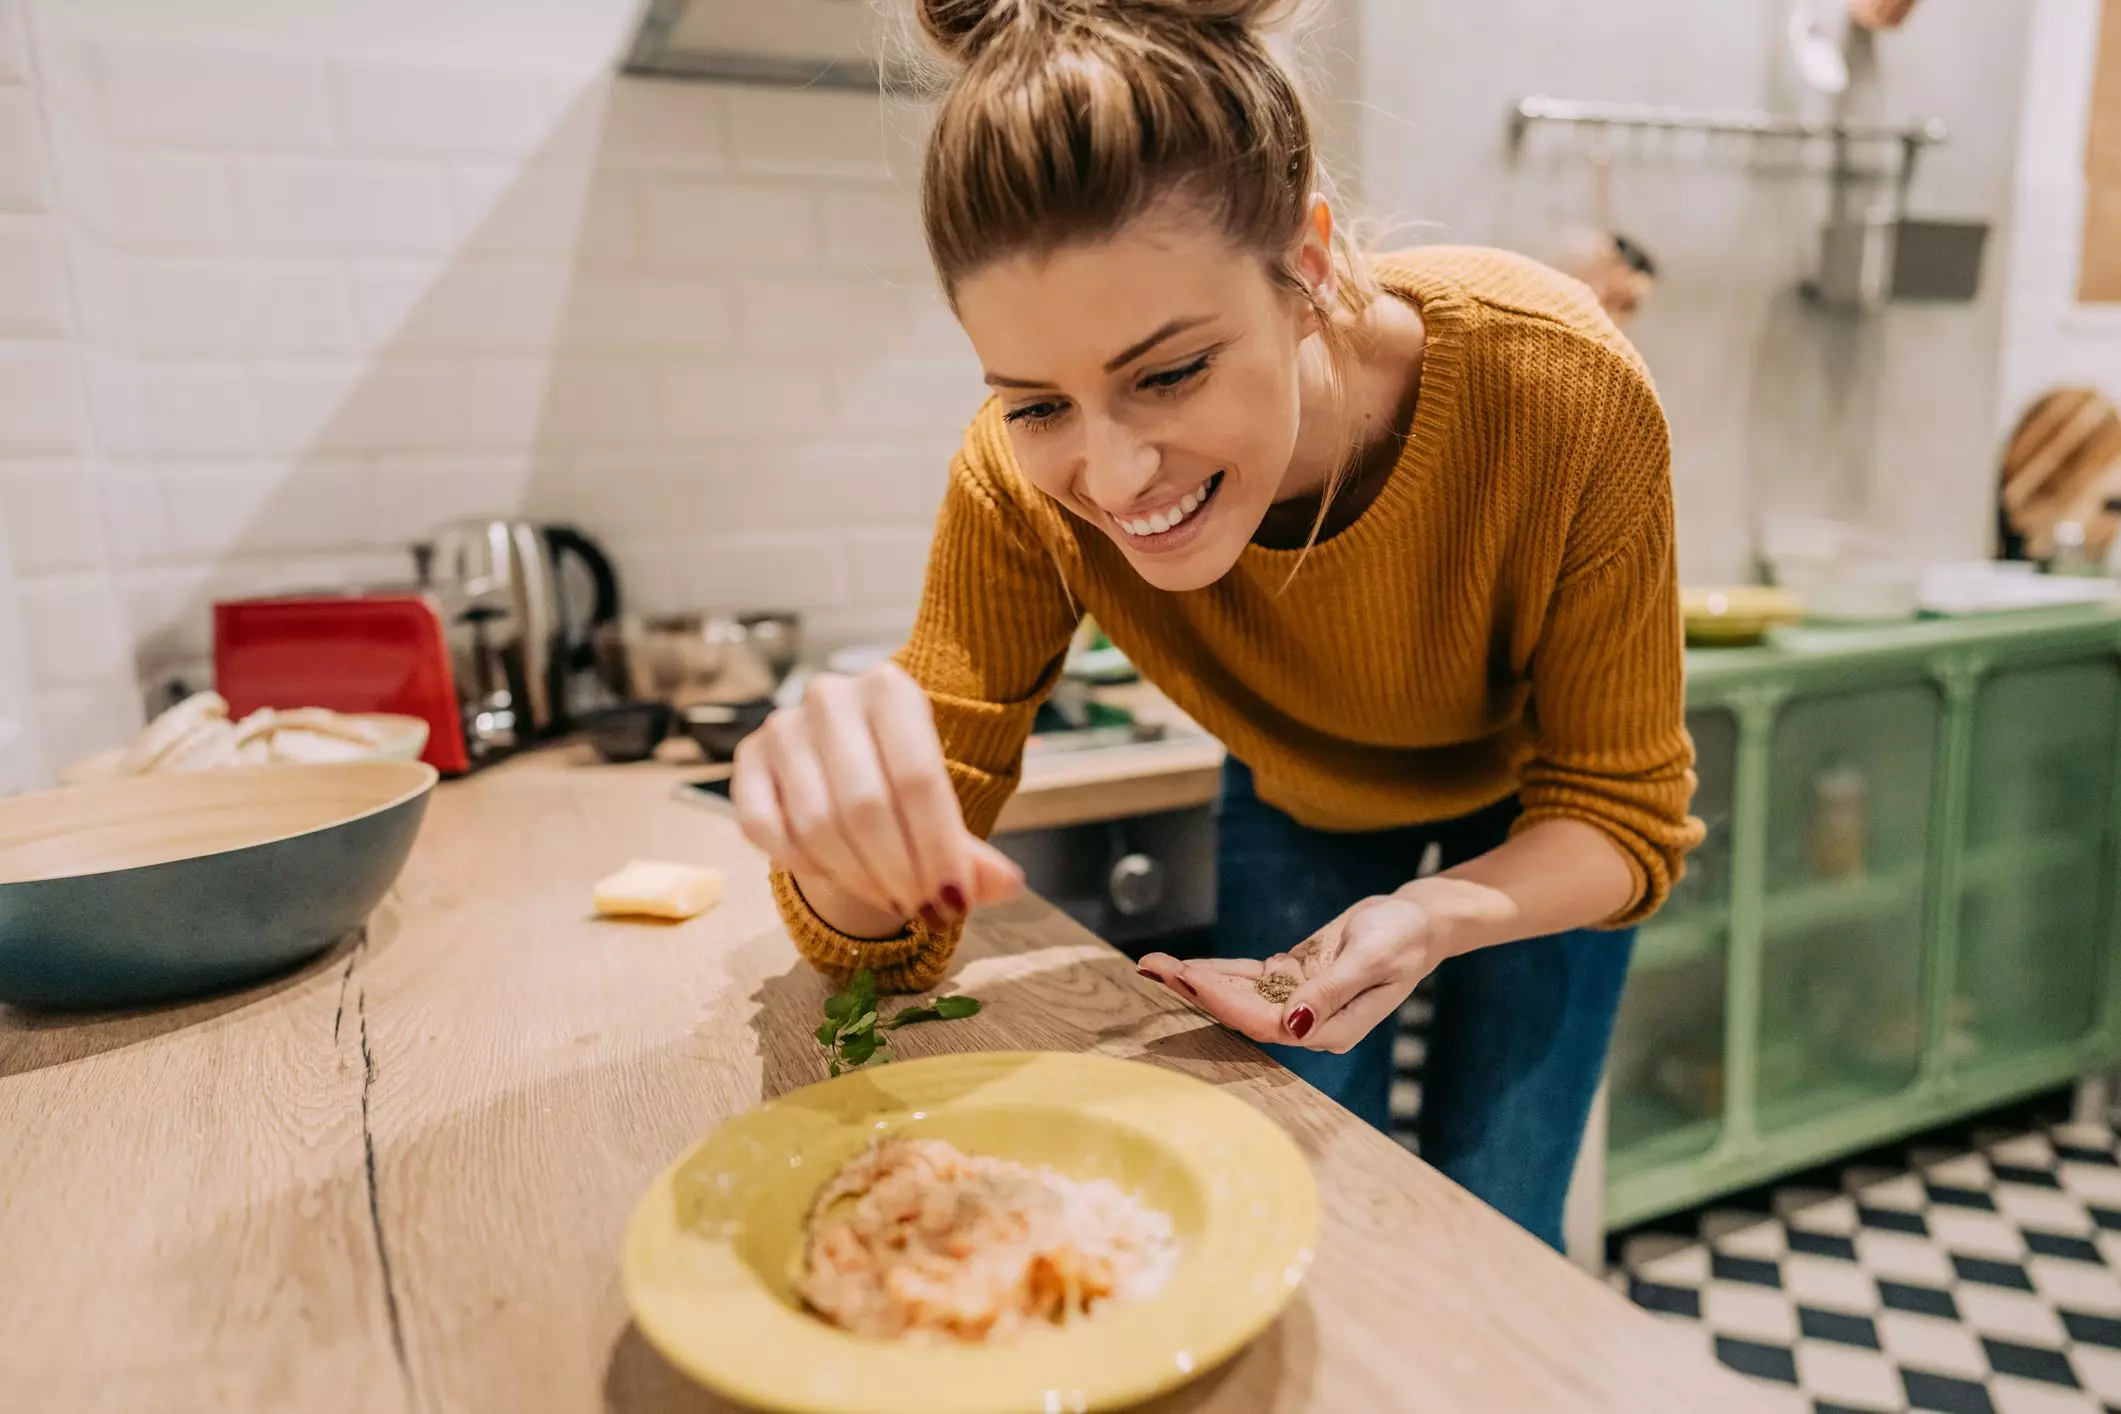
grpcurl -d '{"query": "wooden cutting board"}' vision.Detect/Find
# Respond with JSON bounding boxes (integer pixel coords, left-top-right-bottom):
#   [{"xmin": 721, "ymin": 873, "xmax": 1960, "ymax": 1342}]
[{"xmin": 2000, "ymin": 386, "xmax": 2121, "ymax": 560}]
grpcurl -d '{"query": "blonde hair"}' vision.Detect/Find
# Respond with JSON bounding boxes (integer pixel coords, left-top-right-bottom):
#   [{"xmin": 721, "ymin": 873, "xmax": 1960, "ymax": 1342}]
[{"xmin": 914, "ymin": 0, "xmax": 1377, "ymax": 550}]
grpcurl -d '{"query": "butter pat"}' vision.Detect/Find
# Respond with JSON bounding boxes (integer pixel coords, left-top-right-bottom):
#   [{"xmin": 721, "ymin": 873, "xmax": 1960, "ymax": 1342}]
[{"xmin": 594, "ymin": 860, "xmax": 725, "ymax": 921}]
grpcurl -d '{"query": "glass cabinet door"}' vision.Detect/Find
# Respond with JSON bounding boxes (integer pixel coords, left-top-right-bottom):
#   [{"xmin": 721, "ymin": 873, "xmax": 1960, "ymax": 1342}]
[
  {"xmin": 1757, "ymin": 685, "xmax": 1939, "ymax": 1129},
  {"xmin": 1956, "ymin": 657, "xmax": 2120, "ymax": 1065},
  {"xmin": 1608, "ymin": 708, "xmax": 1735, "ymax": 1173}
]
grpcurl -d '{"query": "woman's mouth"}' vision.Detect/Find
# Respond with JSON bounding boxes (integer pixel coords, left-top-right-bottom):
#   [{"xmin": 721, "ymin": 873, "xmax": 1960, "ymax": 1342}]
[{"xmin": 1112, "ymin": 471, "xmax": 1224, "ymax": 553}]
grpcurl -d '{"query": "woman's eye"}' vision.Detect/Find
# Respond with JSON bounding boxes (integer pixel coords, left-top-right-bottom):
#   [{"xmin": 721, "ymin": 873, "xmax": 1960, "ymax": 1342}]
[
  {"xmin": 1004, "ymin": 399, "xmax": 1067, "ymax": 427},
  {"xmin": 1140, "ymin": 356, "xmax": 1211, "ymax": 393}
]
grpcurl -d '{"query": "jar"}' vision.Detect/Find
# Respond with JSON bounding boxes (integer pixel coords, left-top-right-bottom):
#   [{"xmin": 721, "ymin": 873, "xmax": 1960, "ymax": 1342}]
[{"xmin": 1810, "ymin": 766, "xmax": 1867, "ymax": 880}]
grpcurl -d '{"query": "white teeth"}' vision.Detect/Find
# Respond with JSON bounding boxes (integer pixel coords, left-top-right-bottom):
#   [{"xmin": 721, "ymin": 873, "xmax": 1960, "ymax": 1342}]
[{"xmin": 1120, "ymin": 473, "xmax": 1219, "ymax": 539}]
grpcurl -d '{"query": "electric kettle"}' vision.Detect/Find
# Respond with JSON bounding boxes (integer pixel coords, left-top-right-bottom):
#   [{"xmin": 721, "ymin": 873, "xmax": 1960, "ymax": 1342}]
[{"xmin": 414, "ymin": 520, "xmax": 621, "ymax": 750}]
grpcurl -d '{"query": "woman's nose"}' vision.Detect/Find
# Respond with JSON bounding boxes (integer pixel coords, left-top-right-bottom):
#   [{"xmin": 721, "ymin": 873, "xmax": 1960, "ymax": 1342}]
[{"xmin": 1079, "ymin": 414, "xmax": 1159, "ymax": 510}]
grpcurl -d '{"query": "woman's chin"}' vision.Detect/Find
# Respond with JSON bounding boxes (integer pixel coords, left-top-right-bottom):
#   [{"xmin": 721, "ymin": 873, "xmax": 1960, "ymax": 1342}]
[{"xmin": 1114, "ymin": 528, "xmax": 1245, "ymax": 591}]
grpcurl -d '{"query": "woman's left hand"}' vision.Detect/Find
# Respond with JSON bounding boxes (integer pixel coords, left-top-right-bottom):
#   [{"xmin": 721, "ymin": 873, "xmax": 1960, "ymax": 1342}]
[{"xmin": 1137, "ymin": 892, "xmax": 1444, "ymax": 1053}]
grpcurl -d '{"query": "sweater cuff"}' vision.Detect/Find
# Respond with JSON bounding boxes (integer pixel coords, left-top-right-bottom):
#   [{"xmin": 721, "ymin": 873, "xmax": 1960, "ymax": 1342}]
[{"xmin": 769, "ymin": 869, "xmax": 959, "ymax": 993}]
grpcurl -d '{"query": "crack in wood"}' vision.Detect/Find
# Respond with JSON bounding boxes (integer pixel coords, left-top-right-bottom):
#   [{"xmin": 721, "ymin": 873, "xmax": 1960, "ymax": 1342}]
[
  {"xmin": 331, "ymin": 927, "xmax": 368, "ymax": 1046},
  {"xmin": 357, "ymin": 978, "xmax": 416, "ymax": 1409}
]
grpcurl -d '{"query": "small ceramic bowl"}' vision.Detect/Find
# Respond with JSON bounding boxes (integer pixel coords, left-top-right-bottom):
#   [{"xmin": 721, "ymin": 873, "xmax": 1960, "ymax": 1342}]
[
  {"xmin": 680, "ymin": 699, "xmax": 774, "ymax": 762},
  {"xmin": 0, "ymin": 761, "xmax": 435, "ymax": 1009},
  {"xmin": 578, "ymin": 701, "xmax": 675, "ymax": 763}
]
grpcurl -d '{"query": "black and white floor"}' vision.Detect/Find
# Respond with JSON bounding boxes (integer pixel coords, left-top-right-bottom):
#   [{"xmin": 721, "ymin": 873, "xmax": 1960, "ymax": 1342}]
[
  {"xmin": 1388, "ymin": 998, "xmax": 2121, "ymax": 1412},
  {"xmin": 1609, "ymin": 1106, "xmax": 2121, "ymax": 1414}
]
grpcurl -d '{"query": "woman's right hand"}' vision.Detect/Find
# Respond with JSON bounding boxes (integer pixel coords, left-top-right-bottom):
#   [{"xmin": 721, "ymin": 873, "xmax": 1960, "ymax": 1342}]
[{"xmin": 730, "ymin": 663, "xmax": 1025, "ymax": 939}]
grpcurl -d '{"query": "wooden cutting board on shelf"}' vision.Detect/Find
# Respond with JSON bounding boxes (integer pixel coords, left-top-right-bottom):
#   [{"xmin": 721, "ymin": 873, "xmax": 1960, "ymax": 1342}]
[{"xmin": 2000, "ymin": 386, "xmax": 2121, "ymax": 560}]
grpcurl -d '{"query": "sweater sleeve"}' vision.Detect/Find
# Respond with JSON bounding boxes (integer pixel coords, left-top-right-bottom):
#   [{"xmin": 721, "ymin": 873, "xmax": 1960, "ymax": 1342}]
[
  {"xmin": 772, "ymin": 417, "xmax": 1082, "ymax": 991},
  {"xmin": 1513, "ymin": 352, "xmax": 1703, "ymax": 925}
]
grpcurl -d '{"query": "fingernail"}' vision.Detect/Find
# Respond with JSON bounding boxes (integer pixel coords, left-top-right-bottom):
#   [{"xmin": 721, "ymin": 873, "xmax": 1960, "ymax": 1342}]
[
  {"xmin": 1286, "ymin": 1006, "xmax": 1315, "ymax": 1040},
  {"xmin": 937, "ymin": 882, "xmax": 967, "ymax": 919},
  {"xmin": 918, "ymin": 905, "xmax": 948, "ymax": 931},
  {"xmin": 1172, "ymin": 975, "xmax": 1198, "ymax": 999}
]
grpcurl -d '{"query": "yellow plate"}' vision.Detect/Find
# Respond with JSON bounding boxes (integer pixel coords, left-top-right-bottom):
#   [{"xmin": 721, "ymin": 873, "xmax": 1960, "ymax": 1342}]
[
  {"xmin": 1682, "ymin": 585, "xmax": 1804, "ymax": 646},
  {"xmin": 622, "ymin": 1051, "xmax": 1318, "ymax": 1414}
]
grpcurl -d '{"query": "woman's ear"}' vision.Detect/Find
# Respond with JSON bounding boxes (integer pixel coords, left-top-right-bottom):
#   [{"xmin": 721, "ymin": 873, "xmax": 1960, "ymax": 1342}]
[{"xmin": 1291, "ymin": 194, "xmax": 1336, "ymax": 308}]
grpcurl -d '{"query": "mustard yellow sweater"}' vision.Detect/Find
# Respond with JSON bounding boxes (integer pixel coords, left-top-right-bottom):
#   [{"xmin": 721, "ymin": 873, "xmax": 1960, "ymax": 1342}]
[{"xmin": 773, "ymin": 247, "xmax": 1701, "ymax": 990}]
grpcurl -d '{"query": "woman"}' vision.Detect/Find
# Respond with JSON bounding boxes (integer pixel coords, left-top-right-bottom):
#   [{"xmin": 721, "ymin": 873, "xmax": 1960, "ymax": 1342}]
[{"xmin": 732, "ymin": 0, "xmax": 1700, "ymax": 1251}]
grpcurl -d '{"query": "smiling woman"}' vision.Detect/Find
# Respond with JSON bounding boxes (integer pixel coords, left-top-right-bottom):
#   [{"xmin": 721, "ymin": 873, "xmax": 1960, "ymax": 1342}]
[{"xmin": 731, "ymin": 0, "xmax": 1702, "ymax": 1254}]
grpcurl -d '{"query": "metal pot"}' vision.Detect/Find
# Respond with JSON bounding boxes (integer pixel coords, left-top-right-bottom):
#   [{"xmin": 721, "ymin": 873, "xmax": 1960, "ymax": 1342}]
[{"xmin": 603, "ymin": 614, "xmax": 778, "ymax": 709}]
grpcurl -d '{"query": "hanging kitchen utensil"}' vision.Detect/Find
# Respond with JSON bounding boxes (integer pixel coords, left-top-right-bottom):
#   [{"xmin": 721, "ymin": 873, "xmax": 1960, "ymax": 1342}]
[
  {"xmin": 1998, "ymin": 387, "xmax": 2121, "ymax": 563},
  {"xmin": 1558, "ymin": 145, "xmax": 1658, "ymax": 326}
]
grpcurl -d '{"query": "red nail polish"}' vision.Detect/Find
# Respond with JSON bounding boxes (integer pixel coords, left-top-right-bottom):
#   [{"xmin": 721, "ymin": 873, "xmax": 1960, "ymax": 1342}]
[
  {"xmin": 918, "ymin": 905, "xmax": 948, "ymax": 931},
  {"xmin": 1136, "ymin": 965, "xmax": 1156, "ymax": 979},
  {"xmin": 1286, "ymin": 1006, "xmax": 1315, "ymax": 1040},
  {"xmin": 937, "ymin": 882, "xmax": 967, "ymax": 918}
]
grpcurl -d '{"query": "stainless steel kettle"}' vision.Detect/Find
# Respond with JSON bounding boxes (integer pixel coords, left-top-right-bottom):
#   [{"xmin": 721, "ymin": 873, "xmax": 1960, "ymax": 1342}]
[{"xmin": 415, "ymin": 520, "xmax": 620, "ymax": 751}]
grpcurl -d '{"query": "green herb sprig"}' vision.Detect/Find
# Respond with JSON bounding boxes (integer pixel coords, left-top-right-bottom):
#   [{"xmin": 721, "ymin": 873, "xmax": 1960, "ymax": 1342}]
[{"xmin": 815, "ymin": 970, "xmax": 982, "ymax": 1076}]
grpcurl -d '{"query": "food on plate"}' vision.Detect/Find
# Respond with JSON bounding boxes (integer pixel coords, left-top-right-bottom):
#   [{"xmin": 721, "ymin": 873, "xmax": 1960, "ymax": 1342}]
[
  {"xmin": 592, "ymin": 859, "xmax": 725, "ymax": 920},
  {"xmin": 797, "ymin": 1136, "xmax": 1178, "ymax": 1343},
  {"xmin": 78, "ymin": 692, "xmax": 403, "ymax": 784}
]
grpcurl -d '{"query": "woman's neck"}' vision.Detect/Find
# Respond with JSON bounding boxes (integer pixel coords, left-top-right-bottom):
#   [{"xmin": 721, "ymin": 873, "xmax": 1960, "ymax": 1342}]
[{"xmin": 1256, "ymin": 291, "xmax": 1428, "ymax": 549}]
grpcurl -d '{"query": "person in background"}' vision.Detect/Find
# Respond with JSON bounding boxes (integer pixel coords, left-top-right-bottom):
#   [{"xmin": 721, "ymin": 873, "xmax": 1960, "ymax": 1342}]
[
  {"xmin": 730, "ymin": 0, "xmax": 1700, "ymax": 1252},
  {"xmin": 1848, "ymin": 0, "xmax": 1922, "ymax": 31}
]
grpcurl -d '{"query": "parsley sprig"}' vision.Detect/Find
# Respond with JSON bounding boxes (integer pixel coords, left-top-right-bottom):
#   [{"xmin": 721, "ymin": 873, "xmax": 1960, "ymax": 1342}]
[{"xmin": 815, "ymin": 970, "xmax": 982, "ymax": 1076}]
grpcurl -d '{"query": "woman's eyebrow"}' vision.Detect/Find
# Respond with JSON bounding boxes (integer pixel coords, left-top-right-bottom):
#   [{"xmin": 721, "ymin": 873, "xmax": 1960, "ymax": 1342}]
[
  {"xmin": 1102, "ymin": 314, "xmax": 1214, "ymax": 371},
  {"xmin": 983, "ymin": 313, "xmax": 1216, "ymax": 389}
]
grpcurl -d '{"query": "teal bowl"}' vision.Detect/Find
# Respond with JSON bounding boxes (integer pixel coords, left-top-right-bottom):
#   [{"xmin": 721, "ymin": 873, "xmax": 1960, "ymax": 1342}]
[{"xmin": 0, "ymin": 761, "xmax": 436, "ymax": 1010}]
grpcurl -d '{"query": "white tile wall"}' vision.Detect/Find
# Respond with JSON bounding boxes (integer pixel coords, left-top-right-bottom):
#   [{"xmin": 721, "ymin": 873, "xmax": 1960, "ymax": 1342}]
[
  {"xmin": 158, "ymin": 461, "xmax": 375, "ymax": 558},
  {"xmin": 561, "ymin": 274, "xmax": 731, "ymax": 350},
  {"xmin": 0, "ymin": 86, "xmax": 46, "ymax": 211},
  {"xmin": 595, "ymin": 79, "xmax": 728, "ymax": 171},
  {"xmin": 0, "ymin": 214, "xmax": 66, "ymax": 333},
  {"xmin": 0, "ymin": 1, "xmax": 29, "ymax": 89},
  {"xmin": 0, "ymin": 464, "xmax": 102, "ymax": 572},
  {"xmin": 20, "ymin": 569, "xmax": 130, "ymax": 683},
  {"xmin": 0, "ymin": 344, "xmax": 83, "ymax": 452},
  {"xmin": 126, "ymin": 258, "xmax": 349, "ymax": 354},
  {"xmin": 236, "ymin": 159, "xmax": 452, "ymax": 254},
  {"xmin": 139, "ymin": 364, "xmax": 259, "ymax": 453},
  {"xmin": 99, "ymin": 44, "xmax": 334, "ymax": 149},
  {"xmin": 330, "ymin": 62, "xmax": 562, "ymax": 158},
  {"xmin": 106, "ymin": 153, "xmax": 235, "ymax": 250},
  {"xmin": 0, "ymin": 9, "xmax": 988, "ymax": 784},
  {"xmin": 641, "ymin": 178, "xmax": 825, "ymax": 270},
  {"xmin": 255, "ymin": 360, "xmax": 469, "ymax": 453}
]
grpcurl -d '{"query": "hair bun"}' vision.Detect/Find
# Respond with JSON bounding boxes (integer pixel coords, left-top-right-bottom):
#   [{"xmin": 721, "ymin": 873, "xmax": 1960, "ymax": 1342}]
[
  {"xmin": 915, "ymin": 0, "xmax": 1021, "ymax": 62},
  {"xmin": 916, "ymin": 0, "xmax": 1292, "ymax": 64}
]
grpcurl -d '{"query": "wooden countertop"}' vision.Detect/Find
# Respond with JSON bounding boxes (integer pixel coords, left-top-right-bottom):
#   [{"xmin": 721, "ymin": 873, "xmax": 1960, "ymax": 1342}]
[{"xmin": 0, "ymin": 752, "xmax": 1784, "ymax": 1414}]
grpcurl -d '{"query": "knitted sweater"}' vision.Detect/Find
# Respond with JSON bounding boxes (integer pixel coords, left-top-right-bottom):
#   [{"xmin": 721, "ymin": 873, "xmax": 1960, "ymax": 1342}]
[{"xmin": 772, "ymin": 246, "xmax": 1702, "ymax": 990}]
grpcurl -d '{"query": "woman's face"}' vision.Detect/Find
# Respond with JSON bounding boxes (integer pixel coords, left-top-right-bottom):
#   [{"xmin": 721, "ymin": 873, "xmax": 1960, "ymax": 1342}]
[{"xmin": 952, "ymin": 213, "xmax": 1328, "ymax": 592}]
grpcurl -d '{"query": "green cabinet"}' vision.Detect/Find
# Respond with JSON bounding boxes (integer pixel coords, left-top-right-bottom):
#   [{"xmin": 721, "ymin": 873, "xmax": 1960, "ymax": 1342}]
[{"xmin": 1605, "ymin": 607, "xmax": 2121, "ymax": 1229}]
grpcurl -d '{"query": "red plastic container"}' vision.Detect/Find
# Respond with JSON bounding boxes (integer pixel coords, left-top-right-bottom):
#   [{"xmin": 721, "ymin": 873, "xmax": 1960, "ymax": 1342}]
[{"xmin": 213, "ymin": 593, "xmax": 470, "ymax": 775}]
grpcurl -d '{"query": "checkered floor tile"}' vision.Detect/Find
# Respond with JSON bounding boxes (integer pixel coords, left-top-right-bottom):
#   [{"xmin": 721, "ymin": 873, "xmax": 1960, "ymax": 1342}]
[{"xmin": 1616, "ymin": 1113, "xmax": 2121, "ymax": 1414}]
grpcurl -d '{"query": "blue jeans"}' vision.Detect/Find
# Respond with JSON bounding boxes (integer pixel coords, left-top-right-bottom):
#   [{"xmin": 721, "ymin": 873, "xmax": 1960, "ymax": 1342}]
[{"xmin": 1214, "ymin": 759, "xmax": 1634, "ymax": 1251}]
